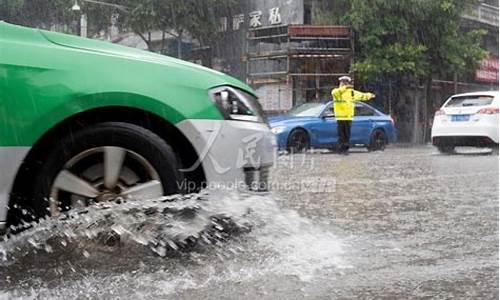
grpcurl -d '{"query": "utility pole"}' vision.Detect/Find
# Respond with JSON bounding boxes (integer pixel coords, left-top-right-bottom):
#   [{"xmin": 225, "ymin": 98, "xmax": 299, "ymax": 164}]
[
  {"xmin": 80, "ymin": 14, "xmax": 87, "ymax": 38},
  {"xmin": 453, "ymin": 72, "xmax": 458, "ymax": 94}
]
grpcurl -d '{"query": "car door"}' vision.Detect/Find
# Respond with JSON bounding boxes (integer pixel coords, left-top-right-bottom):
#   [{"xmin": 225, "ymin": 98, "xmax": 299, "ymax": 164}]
[
  {"xmin": 351, "ymin": 103, "xmax": 375, "ymax": 144},
  {"xmin": 315, "ymin": 103, "xmax": 338, "ymax": 146}
]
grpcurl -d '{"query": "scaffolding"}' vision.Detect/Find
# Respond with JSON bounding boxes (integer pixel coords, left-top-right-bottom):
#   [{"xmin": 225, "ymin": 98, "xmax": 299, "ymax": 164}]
[{"xmin": 246, "ymin": 25, "xmax": 354, "ymax": 112}]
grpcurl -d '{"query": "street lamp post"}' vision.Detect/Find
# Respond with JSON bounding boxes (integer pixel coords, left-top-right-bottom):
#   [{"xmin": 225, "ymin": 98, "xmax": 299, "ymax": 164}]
[
  {"xmin": 70, "ymin": 0, "xmax": 128, "ymax": 38},
  {"xmin": 71, "ymin": 0, "xmax": 87, "ymax": 38},
  {"xmin": 71, "ymin": 0, "xmax": 80, "ymax": 11},
  {"xmin": 73, "ymin": 0, "xmax": 128, "ymax": 12}
]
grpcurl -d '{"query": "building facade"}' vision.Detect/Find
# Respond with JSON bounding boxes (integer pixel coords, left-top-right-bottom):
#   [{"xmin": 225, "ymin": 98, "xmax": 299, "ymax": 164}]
[
  {"xmin": 106, "ymin": 0, "xmax": 497, "ymax": 118},
  {"xmin": 201, "ymin": 0, "xmax": 353, "ymax": 113}
]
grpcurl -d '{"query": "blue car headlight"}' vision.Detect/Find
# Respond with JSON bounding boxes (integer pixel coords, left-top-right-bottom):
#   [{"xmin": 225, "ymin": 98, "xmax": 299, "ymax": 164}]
[{"xmin": 271, "ymin": 125, "xmax": 287, "ymax": 134}]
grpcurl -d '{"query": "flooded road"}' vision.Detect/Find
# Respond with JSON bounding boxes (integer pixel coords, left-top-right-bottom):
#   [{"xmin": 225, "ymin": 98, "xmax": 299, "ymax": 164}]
[{"xmin": 1, "ymin": 146, "xmax": 498, "ymax": 299}]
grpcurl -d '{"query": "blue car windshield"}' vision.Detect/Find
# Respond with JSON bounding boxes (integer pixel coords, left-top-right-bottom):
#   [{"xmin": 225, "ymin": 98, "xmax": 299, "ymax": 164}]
[{"xmin": 288, "ymin": 103, "xmax": 325, "ymax": 117}]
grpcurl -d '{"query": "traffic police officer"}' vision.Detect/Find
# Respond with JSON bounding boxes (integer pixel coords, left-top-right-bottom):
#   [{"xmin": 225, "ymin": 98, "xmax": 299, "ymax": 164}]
[{"xmin": 332, "ymin": 76, "xmax": 375, "ymax": 154}]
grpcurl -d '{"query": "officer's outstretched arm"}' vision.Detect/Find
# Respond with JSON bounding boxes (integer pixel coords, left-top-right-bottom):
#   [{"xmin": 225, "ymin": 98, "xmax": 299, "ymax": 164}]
[{"xmin": 353, "ymin": 90, "xmax": 375, "ymax": 101}]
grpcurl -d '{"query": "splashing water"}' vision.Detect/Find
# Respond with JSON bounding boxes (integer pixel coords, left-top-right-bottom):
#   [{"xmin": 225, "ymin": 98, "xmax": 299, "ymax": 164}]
[{"xmin": 0, "ymin": 191, "xmax": 348, "ymax": 298}]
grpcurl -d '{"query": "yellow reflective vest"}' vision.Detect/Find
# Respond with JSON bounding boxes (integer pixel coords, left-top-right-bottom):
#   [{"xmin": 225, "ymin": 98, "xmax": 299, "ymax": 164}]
[{"xmin": 331, "ymin": 85, "xmax": 374, "ymax": 121}]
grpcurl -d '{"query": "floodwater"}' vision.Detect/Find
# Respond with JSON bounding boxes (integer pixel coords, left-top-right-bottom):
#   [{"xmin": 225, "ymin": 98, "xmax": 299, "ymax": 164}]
[{"xmin": 0, "ymin": 145, "xmax": 498, "ymax": 299}]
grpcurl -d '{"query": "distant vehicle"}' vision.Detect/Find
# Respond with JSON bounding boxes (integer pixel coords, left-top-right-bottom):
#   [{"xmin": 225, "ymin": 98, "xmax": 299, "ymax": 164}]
[
  {"xmin": 269, "ymin": 101, "xmax": 396, "ymax": 152},
  {"xmin": 432, "ymin": 91, "xmax": 499, "ymax": 154},
  {"xmin": 0, "ymin": 22, "xmax": 275, "ymax": 232}
]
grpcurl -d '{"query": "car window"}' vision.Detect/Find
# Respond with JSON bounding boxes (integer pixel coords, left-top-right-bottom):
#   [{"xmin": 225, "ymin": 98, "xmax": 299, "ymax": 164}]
[
  {"xmin": 445, "ymin": 95, "xmax": 494, "ymax": 107},
  {"xmin": 321, "ymin": 104, "xmax": 334, "ymax": 117},
  {"xmin": 355, "ymin": 104, "xmax": 376, "ymax": 116},
  {"xmin": 288, "ymin": 103, "xmax": 325, "ymax": 117}
]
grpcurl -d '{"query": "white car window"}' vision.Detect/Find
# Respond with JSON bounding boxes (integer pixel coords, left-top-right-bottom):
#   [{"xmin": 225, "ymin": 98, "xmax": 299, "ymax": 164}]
[
  {"xmin": 289, "ymin": 103, "xmax": 325, "ymax": 117},
  {"xmin": 445, "ymin": 95, "xmax": 494, "ymax": 107}
]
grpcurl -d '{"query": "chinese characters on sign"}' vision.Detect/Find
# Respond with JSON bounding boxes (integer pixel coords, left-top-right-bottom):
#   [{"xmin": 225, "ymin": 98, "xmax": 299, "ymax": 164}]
[
  {"xmin": 220, "ymin": 7, "xmax": 283, "ymax": 32},
  {"xmin": 475, "ymin": 55, "xmax": 499, "ymax": 83},
  {"xmin": 233, "ymin": 14, "xmax": 245, "ymax": 31},
  {"xmin": 268, "ymin": 7, "xmax": 282, "ymax": 25},
  {"xmin": 249, "ymin": 11, "xmax": 263, "ymax": 28}
]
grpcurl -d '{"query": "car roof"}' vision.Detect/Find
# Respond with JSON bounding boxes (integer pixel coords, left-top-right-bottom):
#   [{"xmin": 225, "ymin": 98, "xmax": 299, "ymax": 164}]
[{"xmin": 450, "ymin": 91, "xmax": 499, "ymax": 98}]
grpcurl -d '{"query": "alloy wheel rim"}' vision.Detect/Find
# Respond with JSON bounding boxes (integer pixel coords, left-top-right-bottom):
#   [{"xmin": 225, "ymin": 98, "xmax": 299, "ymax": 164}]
[
  {"xmin": 292, "ymin": 133, "xmax": 306, "ymax": 151},
  {"xmin": 374, "ymin": 132, "xmax": 385, "ymax": 149},
  {"xmin": 49, "ymin": 146, "xmax": 164, "ymax": 216}
]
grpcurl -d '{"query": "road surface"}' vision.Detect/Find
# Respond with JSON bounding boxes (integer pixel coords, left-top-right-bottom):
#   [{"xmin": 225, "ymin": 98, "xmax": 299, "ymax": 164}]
[{"xmin": 1, "ymin": 146, "xmax": 498, "ymax": 299}]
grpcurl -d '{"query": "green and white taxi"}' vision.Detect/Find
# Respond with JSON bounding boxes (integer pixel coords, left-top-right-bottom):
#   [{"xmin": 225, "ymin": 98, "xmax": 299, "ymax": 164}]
[{"xmin": 0, "ymin": 22, "xmax": 275, "ymax": 232}]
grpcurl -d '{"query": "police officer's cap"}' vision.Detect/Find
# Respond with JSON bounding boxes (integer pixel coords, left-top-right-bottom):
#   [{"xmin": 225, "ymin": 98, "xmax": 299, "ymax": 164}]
[{"xmin": 339, "ymin": 76, "xmax": 352, "ymax": 83}]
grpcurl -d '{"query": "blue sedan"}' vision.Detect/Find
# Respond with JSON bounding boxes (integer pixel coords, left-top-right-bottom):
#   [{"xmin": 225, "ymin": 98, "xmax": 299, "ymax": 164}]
[{"xmin": 269, "ymin": 101, "xmax": 396, "ymax": 152}]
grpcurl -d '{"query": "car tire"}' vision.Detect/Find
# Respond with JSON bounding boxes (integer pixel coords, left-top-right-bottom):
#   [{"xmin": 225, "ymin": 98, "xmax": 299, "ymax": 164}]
[
  {"xmin": 491, "ymin": 144, "xmax": 499, "ymax": 155},
  {"xmin": 437, "ymin": 145, "xmax": 456, "ymax": 154},
  {"xmin": 287, "ymin": 129, "xmax": 310, "ymax": 153},
  {"xmin": 15, "ymin": 122, "xmax": 184, "ymax": 225},
  {"xmin": 367, "ymin": 129, "xmax": 387, "ymax": 152}
]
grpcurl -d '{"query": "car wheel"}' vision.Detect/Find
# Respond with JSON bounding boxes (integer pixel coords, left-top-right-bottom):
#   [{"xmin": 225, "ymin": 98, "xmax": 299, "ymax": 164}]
[
  {"xmin": 23, "ymin": 122, "xmax": 184, "ymax": 222},
  {"xmin": 287, "ymin": 129, "xmax": 310, "ymax": 153},
  {"xmin": 437, "ymin": 145, "xmax": 456, "ymax": 154},
  {"xmin": 491, "ymin": 144, "xmax": 499, "ymax": 155},
  {"xmin": 367, "ymin": 129, "xmax": 387, "ymax": 152}
]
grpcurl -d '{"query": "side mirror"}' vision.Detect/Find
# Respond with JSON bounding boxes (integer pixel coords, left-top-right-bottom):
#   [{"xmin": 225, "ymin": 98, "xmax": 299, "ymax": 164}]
[{"xmin": 322, "ymin": 113, "xmax": 334, "ymax": 119}]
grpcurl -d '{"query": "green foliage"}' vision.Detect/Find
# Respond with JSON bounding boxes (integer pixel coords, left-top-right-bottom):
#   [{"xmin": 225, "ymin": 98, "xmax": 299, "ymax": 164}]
[
  {"xmin": 0, "ymin": 0, "xmax": 24, "ymax": 21},
  {"xmin": 183, "ymin": 0, "xmax": 237, "ymax": 46},
  {"xmin": 0, "ymin": 0, "xmax": 75, "ymax": 29},
  {"xmin": 346, "ymin": 0, "xmax": 488, "ymax": 82},
  {"xmin": 123, "ymin": 0, "xmax": 235, "ymax": 50},
  {"xmin": 311, "ymin": 0, "xmax": 350, "ymax": 25},
  {"xmin": 124, "ymin": 0, "xmax": 157, "ymax": 44},
  {"xmin": 1, "ymin": 0, "xmax": 235, "ymax": 51}
]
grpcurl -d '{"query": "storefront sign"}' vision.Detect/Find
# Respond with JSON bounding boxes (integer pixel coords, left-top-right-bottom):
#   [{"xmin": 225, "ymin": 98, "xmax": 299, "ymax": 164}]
[
  {"xmin": 224, "ymin": 7, "xmax": 282, "ymax": 31},
  {"xmin": 218, "ymin": 0, "xmax": 304, "ymax": 32},
  {"xmin": 475, "ymin": 55, "xmax": 499, "ymax": 83}
]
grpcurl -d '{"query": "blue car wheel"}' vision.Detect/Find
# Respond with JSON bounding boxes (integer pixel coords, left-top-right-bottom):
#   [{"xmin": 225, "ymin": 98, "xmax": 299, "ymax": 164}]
[
  {"xmin": 367, "ymin": 129, "xmax": 388, "ymax": 151},
  {"xmin": 287, "ymin": 129, "xmax": 310, "ymax": 153}
]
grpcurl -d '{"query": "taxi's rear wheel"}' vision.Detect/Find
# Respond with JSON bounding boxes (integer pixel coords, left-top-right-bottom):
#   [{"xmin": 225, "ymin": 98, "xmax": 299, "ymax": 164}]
[{"xmin": 29, "ymin": 122, "xmax": 184, "ymax": 220}]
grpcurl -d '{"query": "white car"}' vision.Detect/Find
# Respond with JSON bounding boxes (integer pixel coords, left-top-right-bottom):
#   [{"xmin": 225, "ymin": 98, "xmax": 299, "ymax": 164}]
[{"xmin": 432, "ymin": 91, "xmax": 499, "ymax": 153}]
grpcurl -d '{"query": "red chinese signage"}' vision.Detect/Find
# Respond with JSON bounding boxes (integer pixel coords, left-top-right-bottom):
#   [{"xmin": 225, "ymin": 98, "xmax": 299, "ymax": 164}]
[{"xmin": 475, "ymin": 55, "xmax": 499, "ymax": 83}]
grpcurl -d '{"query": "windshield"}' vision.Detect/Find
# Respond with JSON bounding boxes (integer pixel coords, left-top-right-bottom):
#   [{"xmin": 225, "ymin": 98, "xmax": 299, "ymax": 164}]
[
  {"xmin": 288, "ymin": 103, "xmax": 325, "ymax": 117},
  {"xmin": 445, "ymin": 95, "xmax": 494, "ymax": 107}
]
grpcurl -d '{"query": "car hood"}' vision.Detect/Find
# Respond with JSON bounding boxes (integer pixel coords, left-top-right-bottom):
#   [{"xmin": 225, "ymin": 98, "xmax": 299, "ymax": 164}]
[
  {"xmin": 39, "ymin": 28, "xmax": 254, "ymax": 95},
  {"xmin": 268, "ymin": 115, "xmax": 318, "ymax": 126}
]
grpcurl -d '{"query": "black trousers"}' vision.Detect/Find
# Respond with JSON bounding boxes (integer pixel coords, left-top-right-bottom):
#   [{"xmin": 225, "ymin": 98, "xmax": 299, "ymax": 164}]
[{"xmin": 337, "ymin": 120, "xmax": 352, "ymax": 153}]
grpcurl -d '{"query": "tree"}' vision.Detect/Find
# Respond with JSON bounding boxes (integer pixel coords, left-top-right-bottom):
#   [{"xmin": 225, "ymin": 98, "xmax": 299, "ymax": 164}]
[
  {"xmin": 345, "ymin": 0, "xmax": 487, "ymax": 142},
  {"xmin": 124, "ymin": 0, "xmax": 235, "ymax": 58},
  {"xmin": 310, "ymin": 0, "xmax": 350, "ymax": 25},
  {"xmin": 2, "ymin": 0, "xmax": 235, "ymax": 64},
  {"xmin": 123, "ymin": 0, "xmax": 158, "ymax": 50},
  {"xmin": 0, "ymin": 0, "xmax": 121, "ymax": 36},
  {"xmin": 0, "ymin": 0, "xmax": 75, "ymax": 29},
  {"xmin": 0, "ymin": 0, "xmax": 24, "ymax": 22}
]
